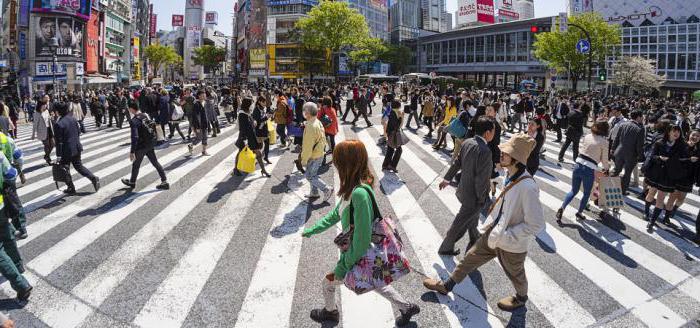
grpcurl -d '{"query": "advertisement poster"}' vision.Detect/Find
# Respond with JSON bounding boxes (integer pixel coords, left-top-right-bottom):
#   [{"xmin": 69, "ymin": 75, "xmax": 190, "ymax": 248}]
[
  {"xmin": 19, "ymin": 32, "xmax": 27, "ymax": 60},
  {"xmin": 86, "ymin": 11, "xmax": 99, "ymax": 73},
  {"xmin": 35, "ymin": 16, "xmax": 84, "ymax": 58},
  {"xmin": 456, "ymin": 0, "xmax": 476, "ymax": 25},
  {"xmin": 19, "ymin": 0, "xmax": 30, "ymax": 27},
  {"xmin": 248, "ymin": 0, "xmax": 266, "ymax": 50},
  {"xmin": 250, "ymin": 49, "xmax": 266, "ymax": 69},
  {"xmin": 476, "ymin": 0, "xmax": 495, "ymax": 24},
  {"xmin": 172, "ymin": 14, "xmax": 184, "ymax": 27},
  {"xmin": 32, "ymin": 0, "xmax": 92, "ymax": 20},
  {"xmin": 205, "ymin": 11, "xmax": 218, "ymax": 25},
  {"xmin": 150, "ymin": 14, "xmax": 157, "ymax": 37}
]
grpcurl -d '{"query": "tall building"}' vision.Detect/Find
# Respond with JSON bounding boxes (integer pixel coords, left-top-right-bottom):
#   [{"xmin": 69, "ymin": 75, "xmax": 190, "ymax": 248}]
[
  {"xmin": 421, "ymin": 0, "xmax": 445, "ymax": 32},
  {"xmin": 516, "ymin": 0, "xmax": 534, "ymax": 20},
  {"xmin": 103, "ymin": 0, "xmax": 133, "ymax": 82},
  {"xmin": 346, "ymin": 0, "xmax": 389, "ymax": 41},
  {"xmin": 389, "ymin": 0, "xmax": 421, "ymax": 43},
  {"xmin": 184, "ymin": 0, "xmax": 204, "ymax": 80},
  {"xmin": 441, "ymin": 11, "xmax": 453, "ymax": 31}
]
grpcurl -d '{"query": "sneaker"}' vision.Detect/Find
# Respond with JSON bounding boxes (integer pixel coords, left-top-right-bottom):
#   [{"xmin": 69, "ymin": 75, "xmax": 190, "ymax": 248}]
[
  {"xmin": 395, "ymin": 303, "xmax": 420, "ymax": 326},
  {"xmin": 121, "ymin": 178, "xmax": 135, "ymax": 188},
  {"xmin": 17, "ymin": 285, "xmax": 32, "ymax": 302},
  {"xmin": 309, "ymin": 308, "xmax": 339, "ymax": 323},
  {"xmin": 322, "ymin": 188, "xmax": 334, "ymax": 202},
  {"xmin": 156, "ymin": 181, "xmax": 170, "ymax": 190},
  {"xmin": 497, "ymin": 295, "xmax": 528, "ymax": 311}
]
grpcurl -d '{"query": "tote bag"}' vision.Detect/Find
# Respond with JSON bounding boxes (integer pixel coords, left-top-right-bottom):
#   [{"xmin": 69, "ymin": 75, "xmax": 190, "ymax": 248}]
[
  {"xmin": 447, "ymin": 117, "xmax": 466, "ymax": 138},
  {"xmin": 236, "ymin": 146, "xmax": 256, "ymax": 173},
  {"xmin": 597, "ymin": 176, "xmax": 624, "ymax": 209}
]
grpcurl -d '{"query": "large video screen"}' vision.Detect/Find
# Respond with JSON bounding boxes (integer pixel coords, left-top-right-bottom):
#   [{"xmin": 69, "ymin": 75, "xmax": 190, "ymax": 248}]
[
  {"xmin": 32, "ymin": 0, "xmax": 92, "ymax": 20},
  {"xmin": 35, "ymin": 16, "xmax": 84, "ymax": 58}
]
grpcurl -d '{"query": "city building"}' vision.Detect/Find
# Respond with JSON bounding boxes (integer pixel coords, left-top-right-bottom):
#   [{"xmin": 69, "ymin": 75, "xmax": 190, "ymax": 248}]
[
  {"xmin": 415, "ymin": 16, "xmax": 553, "ymax": 88},
  {"xmin": 389, "ymin": 0, "xmax": 421, "ymax": 43},
  {"xmin": 442, "ymin": 12, "xmax": 453, "ymax": 31},
  {"xmin": 516, "ymin": 0, "xmax": 534, "ymax": 20},
  {"xmin": 345, "ymin": 0, "xmax": 389, "ymax": 41},
  {"xmin": 102, "ymin": 0, "xmax": 133, "ymax": 83},
  {"xmin": 570, "ymin": 0, "xmax": 700, "ymax": 93},
  {"xmin": 496, "ymin": 0, "xmax": 520, "ymax": 23},
  {"xmin": 455, "ymin": 0, "xmax": 496, "ymax": 29},
  {"xmin": 184, "ymin": 0, "xmax": 204, "ymax": 80},
  {"xmin": 422, "ymin": 0, "xmax": 446, "ymax": 32}
]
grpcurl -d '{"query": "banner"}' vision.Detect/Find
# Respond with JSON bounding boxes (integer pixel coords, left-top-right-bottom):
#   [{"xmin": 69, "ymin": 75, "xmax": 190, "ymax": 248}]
[
  {"xmin": 31, "ymin": 0, "xmax": 92, "ymax": 20},
  {"xmin": 19, "ymin": 32, "xmax": 27, "ymax": 60},
  {"xmin": 250, "ymin": 49, "xmax": 266, "ymax": 69},
  {"xmin": 34, "ymin": 16, "xmax": 84, "ymax": 58},
  {"xmin": 205, "ymin": 11, "xmax": 218, "ymax": 25},
  {"xmin": 150, "ymin": 14, "xmax": 157, "ymax": 37},
  {"xmin": 172, "ymin": 14, "xmax": 184, "ymax": 26},
  {"xmin": 498, "ymin": 8, "xmax": 519, "ymax": 19},
  {"xmin": 476, "ymin": 0, "xmax": 495, "ymax": 24},
  {"xmin": 19, "ymin": 0, "xmax": 30, "ymax": 27},
  {"xmin": 86, "ymin": 10, "xmax": 99, "ymax": 73}
]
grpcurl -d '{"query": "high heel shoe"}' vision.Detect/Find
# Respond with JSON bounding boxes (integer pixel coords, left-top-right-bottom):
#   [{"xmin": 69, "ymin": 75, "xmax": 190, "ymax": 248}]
[
  {"xmin": 264, "ymin": 159, "xmax": 272, "ymax": 165},
  {"xmin": 262, "ymin": 171, "xmax": 271, "ymax": 178}
]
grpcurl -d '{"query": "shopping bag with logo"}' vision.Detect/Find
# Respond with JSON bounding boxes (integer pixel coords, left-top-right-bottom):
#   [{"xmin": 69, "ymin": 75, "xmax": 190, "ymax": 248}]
[
  {"xmin": 155, "ymin": 125, "xmax": 165, "ymax": 142},
  {"xmin": 447, "ymin": 117, "xmax": 466, "ymax": 138},
  {"xmin": 287, "ymin": 123, "xmax": 304, "ymax": 137},
  {"xmin": 340, "ymin": 185, "xmax": 411, "ymax": 295},
  {"xmin": 597, "ymin": 176, "xmax": 624, "ymax": 209},
  {"xmin": 236, "ymin": 146, "xmax": 256, "ymax": 173},
  {"xmin": 267, "ymin": 120, "xmax": 277, "ymax": 145}
]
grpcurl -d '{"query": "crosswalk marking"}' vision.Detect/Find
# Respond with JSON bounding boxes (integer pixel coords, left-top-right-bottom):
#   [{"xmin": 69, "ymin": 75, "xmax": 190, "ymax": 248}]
[
  {"xmin": 356, "ymin": 129, "xmax": 505, "ymax": 328},
  {"xmin": 389, "ymin": 126, "xmax": 598, "ymax": 328}
]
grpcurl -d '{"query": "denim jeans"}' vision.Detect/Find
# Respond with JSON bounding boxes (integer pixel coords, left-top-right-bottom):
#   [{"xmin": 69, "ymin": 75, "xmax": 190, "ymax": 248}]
[
  {"xmin": 305, "ymin": 157, "xmax": 329, "ymax": 196},
  {"xmin": 561, "ymin": 163, "xmax": 595, "ymax": 213}
]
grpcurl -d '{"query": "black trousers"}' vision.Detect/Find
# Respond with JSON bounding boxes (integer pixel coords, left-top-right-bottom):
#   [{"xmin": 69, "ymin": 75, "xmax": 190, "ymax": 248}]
[
  {"xmin": 168, "ymin": 122, "xmax": 186, "ymax": 140},
  {"xmin": 559, "ymin": 135, "xmax": 580, "ymax": 161},
  {"xmin": 342, "ymin": 100, "xmax": 354, "ymax": 121},
  {"xmin": 59, "ymin": 153, "xmax": 96, "ymax": 190},
  {"xmin": 382, "ymin": 145, "xmax": 402, "ymax": 169},
  {"xmin": 351, "ymin": 110, "xmax": 371, "ymax": 126},
  {"xmin": 108, "ymin": 110, "xmax": 117, "ymax": 127},
  {"xmin": 405, "ymin": 110, "xmax": 420, "ymax": 128},
  {"xmin": 130, "ymin": 149, "xmax": 167, "ymax": 183},
  {"xmin": 423, "ymin": 116, "xmax": 434, "ymax": 135},
  {"xmin": 276, "ymin": 124, "xmax": 287, "ymax": 146},
  {"xmin": 94, "ymin": 112, "xmax": 103, "ymax": 128},
  {"xmin": 613, "ymin": 156, "xmax": 638, "ymax": 193},
  {"xmin": 3, "ymin": 181, "xmax": 26, "ymax": 233}
]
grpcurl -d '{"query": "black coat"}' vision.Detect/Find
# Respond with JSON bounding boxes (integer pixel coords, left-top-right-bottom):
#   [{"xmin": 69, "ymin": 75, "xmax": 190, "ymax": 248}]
[
  {"xmin": 252, "ymin": 105, "xmax": 269, "ymax": 138},
  {"xmin": 644, "ymin": 139, "xmax": 688, "ymax": 189},
  {"xmin": 527, "ymin": 131, "xmax": 545, "ymax": 174},
  {"xmin": 54, "ymin": 115, "xmax": 83, "ymax": 158},
  {"xmin": 565, "ymin": 110, "xmax": 585, "ymax": 139},
  {"xmin": 191, "ymin": 101, "xmax": 208, "ymax": 130},
  {"xmin": 236, "ymin": 111, "xmax": 260, "ymax": 150}
]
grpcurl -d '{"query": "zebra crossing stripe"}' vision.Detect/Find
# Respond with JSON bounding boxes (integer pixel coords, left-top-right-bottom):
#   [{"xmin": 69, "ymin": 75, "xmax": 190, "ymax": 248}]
[
  {"xmin": 133, "ymin": 157, "xmax": 281, "ymax": 328},
  {"xmin": 20, "ymin": 125, "xmax": 126, "ymax": 162},
  {"xmin": 233, "ymin": 183, "xmax": 311, "ymax": 327},
  {"xmin": 355, "ymin": 129, "xmax": 504, "ymax": 328},
  {"xmin": 384, "ymin": 126, "xmax": 597, "ymax": 328}
]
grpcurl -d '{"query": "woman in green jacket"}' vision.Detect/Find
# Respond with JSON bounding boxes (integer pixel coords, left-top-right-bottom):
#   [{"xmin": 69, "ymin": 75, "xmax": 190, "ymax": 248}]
[{"xmin": 302, "ymin": 140, "xmax": 419, "ymax": 326}]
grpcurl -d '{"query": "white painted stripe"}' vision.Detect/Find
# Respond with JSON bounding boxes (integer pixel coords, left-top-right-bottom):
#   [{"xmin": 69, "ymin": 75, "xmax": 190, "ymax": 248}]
[
  {"xmin": 16, "ymin": 132, "xmax": 236, "ymax": 248},
  {"xmin": 68, "ymin": 155, "xmax": 235, "ymax": 324},
  {"xmin": 383, "ymin": 127, "xmax": 596, "ymax": 328},
  {"xmin": 356, "ymin": 129, "xmax": 504, "ymax": 328},
  {"xmin": 133, "ymin": 158, "xmax": 280, "ymax": 328},
  {"xmin": 537, "ymin": 181, "xmax": 700, "ymax": 303},
  {"xmin": 25, "ymin": 138, "xmax": 234, "ymax": 276},
  {"xmin": 335, "ymin": 127, "xmax": 397, "ymax": 327},
  {"xmin": 20, "ymin": 125, "xmax": 126, "ymax": 163},
  {"xmin": 233, "ymin": 188, "xmax": 310, "ymax": 327}
]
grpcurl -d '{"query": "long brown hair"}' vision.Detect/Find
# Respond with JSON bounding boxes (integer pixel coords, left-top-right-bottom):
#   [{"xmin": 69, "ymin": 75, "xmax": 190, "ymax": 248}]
[{"xmin": 333, "ymin": 140, "xmax": 374, "ymax": 200}]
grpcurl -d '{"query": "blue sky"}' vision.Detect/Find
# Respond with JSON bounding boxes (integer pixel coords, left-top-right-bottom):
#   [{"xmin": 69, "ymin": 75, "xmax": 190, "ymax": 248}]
[{"xmin": 153, "ymin": 0, "xmax": 567, "ymax": 36}]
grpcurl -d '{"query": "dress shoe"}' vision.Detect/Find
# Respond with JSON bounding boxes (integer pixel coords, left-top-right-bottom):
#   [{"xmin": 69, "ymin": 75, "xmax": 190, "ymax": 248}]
[
  {"xmin": 310, "ymin": 308, "xmax": 339, "ymax": 323},
  {"xmin": 92, "ymin": 177, "xmax": 100, "ymax": 192},
  {"xmin": 422, "ymin": 278, "xmax": 448, "ymax": 295},
  {"xmin": 395, "ymin": 303, "xmax": 420, "ymax": 326},
  {"xmin": 156, "ymin": 182, "xmax": 170, "ymax": 190},
  {"xmin": 438, "ymin": 248, "xmax": 460, "ymax": 256},
  {"xmin": 17, "ymin": 285, "xmax": 32, "ymax": 302},
  {"xmin": 497, "ymin": 295, "xmax": 528, "ymax": 311},
  {"xmin": 121, "ymin": 178, "xmax": 135, "ymax": 188}
]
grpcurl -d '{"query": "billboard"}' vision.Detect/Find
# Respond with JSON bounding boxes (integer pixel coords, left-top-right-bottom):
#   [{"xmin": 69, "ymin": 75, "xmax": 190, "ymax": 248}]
[
  {"xmin": 589, "ymin": 0, "xmax": 700, "ymax": 26},
  {"xmin": 150, "ymin": 14, "xmax": 157, "ymax": 37},
  {"xmin": 498, "ymin": 8, "xmax": 519, "ymax": 19},
  {"xmin": 267, "ymin": 0, "xmax": 317, "ymax": 5},
  {"xmin": 477, "ymin": 0, "xmax": 495, "ymax": 24},
  {"xmin": 250, "ymin": 49, "xmax": 266, "ymax": 69},
  {"xmin": 172, "ymin": 14, "xmax": 184, "ymax": 26},
  {"xmin": 19, "ymin": 0, "xmax": 30, "ymax": 27},
  {"xmin": 34, "ymin": 16, "xmax": 84, "ymax": 58},
  {"xmin": 31, "ymin": 0, "xmax": 92, "ymax": 20},
  {"xmin": 457, "ymin": 0, "xmax": 494, "ymax": 25},
  {"xmin": 205, "ymin": 11, "xmax": 218, "ymax": 25},
  {"xmin": 86, "ymin": 10, "xmax": 99, "ymax": 73}
]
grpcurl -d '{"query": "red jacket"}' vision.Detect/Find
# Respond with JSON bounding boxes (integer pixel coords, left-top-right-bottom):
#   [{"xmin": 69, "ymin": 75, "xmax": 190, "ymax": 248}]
[{"xmin": 318, "ymin": 105, "xmax": 338, "ymax": 136}]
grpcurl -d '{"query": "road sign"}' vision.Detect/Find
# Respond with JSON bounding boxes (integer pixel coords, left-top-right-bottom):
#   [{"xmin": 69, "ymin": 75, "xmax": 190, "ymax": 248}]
[
  {"xmin": 576, "ymin": 39, "xmax": 591, "ymax": 54},
  {"xmin": 559, "ymin": 12, "xmax": 568, "ymax": 33}
]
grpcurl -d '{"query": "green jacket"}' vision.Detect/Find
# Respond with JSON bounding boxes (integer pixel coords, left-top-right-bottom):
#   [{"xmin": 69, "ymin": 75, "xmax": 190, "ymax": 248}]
[{"xmin": 303, "ymin": 184, "xmax": 374, "ymax": 279}]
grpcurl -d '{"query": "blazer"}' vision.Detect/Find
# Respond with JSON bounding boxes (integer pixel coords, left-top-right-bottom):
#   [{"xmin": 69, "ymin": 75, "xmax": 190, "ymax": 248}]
[
  {"xmin": 33, "ymin": 109, "xmax": 50, "ymax": 141},
  {"xmin": 444, "ymin": 136, "xmax": 493, "ymax": 208},
  {"xmin": 236, "ymin": 111, "xmax": 259, "ymax": 150},
  {"xmin": 54, "ymin": 115, "xmax": 83, "ymax": 159},
  {"xmin": 611, "ymin": 120, "xmax": 645, "ymax": 161},
  {"xmin": 190, "ymin": 100, "xmax": 208, "ymax": 130}
]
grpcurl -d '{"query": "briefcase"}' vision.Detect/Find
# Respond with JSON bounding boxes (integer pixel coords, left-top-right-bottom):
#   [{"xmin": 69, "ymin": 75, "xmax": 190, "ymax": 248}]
[{"xmin": 52, "ymin": 164, "xmax": 70, "ymax": 189}]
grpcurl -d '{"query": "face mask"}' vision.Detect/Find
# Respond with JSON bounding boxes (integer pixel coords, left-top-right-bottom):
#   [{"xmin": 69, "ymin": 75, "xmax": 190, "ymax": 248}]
[{"xmin": 468, "ymin": 106, "xmax": 476, "ymax": 116}]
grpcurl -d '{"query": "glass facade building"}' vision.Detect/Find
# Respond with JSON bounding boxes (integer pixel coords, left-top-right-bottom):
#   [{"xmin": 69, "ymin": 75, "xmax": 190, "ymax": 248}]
[
  {"xmin": 389, "ymin": 0, "xmax": 420, "ymax": 43},
  {"xmin": 346, "ymin": 0, "xmax": 389, "ymax": 41}
]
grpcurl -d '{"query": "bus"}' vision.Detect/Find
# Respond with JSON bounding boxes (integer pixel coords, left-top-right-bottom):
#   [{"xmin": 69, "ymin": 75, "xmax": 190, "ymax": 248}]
[
  {"xmin": 401, "ymin": 73, "xmax": 432, "ymax": 85},
  {"xmin": 357, "ymin": 74, "xmax": 401, "ymax": 84}
]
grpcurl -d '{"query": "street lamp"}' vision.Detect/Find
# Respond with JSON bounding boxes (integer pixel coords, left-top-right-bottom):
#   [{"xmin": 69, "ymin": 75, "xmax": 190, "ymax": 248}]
[{"xmin": 48, "ymin": 37, "xmax": 60, "ymax": 98}]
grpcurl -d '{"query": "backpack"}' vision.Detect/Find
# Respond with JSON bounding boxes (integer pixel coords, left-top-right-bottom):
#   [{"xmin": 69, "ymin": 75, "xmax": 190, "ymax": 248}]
[{"xmin": 137, "ymin": 113, "xmax": 157, "ymax": 142}]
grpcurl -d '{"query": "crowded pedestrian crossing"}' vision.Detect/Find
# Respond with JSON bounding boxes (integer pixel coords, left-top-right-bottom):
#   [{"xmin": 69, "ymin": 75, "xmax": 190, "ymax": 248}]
[{"xmin": 2, "ymin": 104, "xmax": 700, "ymax": 328}]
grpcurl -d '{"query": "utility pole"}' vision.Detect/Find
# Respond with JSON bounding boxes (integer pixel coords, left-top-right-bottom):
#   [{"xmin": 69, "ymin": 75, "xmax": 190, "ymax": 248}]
[{"xmin": 568, "ymin": 23, "xmax": 593, "ymax": 91}]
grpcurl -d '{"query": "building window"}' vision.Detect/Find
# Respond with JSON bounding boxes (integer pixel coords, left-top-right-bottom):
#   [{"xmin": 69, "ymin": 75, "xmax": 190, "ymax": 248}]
[
  {"xmin": 669, "ymin": 34, "xmax": 676, "ymax": 43},
  {"xmin": 457, "ymin": 38, "xmax": 465, "ymax": 63},
  {"xmin": 496, "ymin": 34, "xmax": 505, "ymax": 62},
  {"xmin": 668, "ymin": 53, "xmax": 676, "ymax": 69},
  {"xmin": 441, "ymin": 41, "xmax": 448, "ymax": 64},
  {"xmin": 450, "ymin": 39, "xmax": 457, "ymax": 64},
  {"xmin": 486, "ymin": 35, "xmax": 495, "ymax": 62},
  {"xmin": 475, "ymin": 36, "xmax": 484, "ymax": 62},
  {"xmin": 689, "ymin": 53, "xmax": 697, "ymax": 71},
  {"xmin": 518, "ymin": 32, "xmax": 528, "ymax": 62},
  {"xmin": 678, "ymin": 53, "xmax": 687, "ymax": 70},
  {"xmin": 466, "ymin": 38, "xmax": 474, "ymax": 63},
  {"xmin": 506, "ymin": 33, "xmax": 516, "ymax": 62}
]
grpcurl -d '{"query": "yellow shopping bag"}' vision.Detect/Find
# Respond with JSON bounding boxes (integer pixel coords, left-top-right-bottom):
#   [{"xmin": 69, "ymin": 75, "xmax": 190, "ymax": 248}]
[
  {"xmin": 236, "ymin": 146, "xmax": 256, "ymax": 173},
  {"xmin": 268, "ymin": 120, "xmax": 277, "ymax": 145}
]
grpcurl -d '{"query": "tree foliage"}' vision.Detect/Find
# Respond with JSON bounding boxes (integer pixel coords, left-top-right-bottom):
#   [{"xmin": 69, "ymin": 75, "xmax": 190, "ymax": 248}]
[
  {"xmin": 533, "ymin": 12, "xmax": 620, "ymax": 90},
  {"xmin": 611, "ymin": 56, "xmax": 665, "ymax": 94},
  {"xmin": 379, "ymin": 43, "xmax": 412, "ymax": 75},
  {"xmin": 192, "ymin": 45, "xmax": 228, "ymax": 73},
  {"xmin": 348, "ymin": 37, "xmax": 386, "ymax": 71},
  {"xmin": 144, "ymin": 44, "xmax": 181, "ymax": 78}
]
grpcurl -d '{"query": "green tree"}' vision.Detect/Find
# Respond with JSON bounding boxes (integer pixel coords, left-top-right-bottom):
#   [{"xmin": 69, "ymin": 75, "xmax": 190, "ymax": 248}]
[
  {"xmin": 533, "ymin": 12, "xmax": 620, "ymax": 90},
  {"xmin": 192, "ymin": 45, "xmax": 228, "ymax": 75},
  {"xmin": 295, "ymin": 0, "xmax": 371, "ymax": 79},
  {"xmin": 379, "ymin": 43, "xmax": 412, "ymax": 75},
  {"xmin": 348, "ymin": 37, "xmax": 386, "ymax": 75},
  {"xmin": 144, "ymin": 44, "xmax": 181, "ymax": 79}
]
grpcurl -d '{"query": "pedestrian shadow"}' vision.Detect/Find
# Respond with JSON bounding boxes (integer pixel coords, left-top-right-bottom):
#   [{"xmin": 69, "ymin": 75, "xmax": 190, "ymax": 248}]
[
  {"xmin": 206, "ymin": 173, "xmax": 247, "ymax": 203},
  {"xmin": 77, "ymin": 188, "xmax": 160, "ymax": 217},
  {"xmin": 269, "ymin": 200, "xmax": 307, "ymax": 238},
  {"xmin": 0, "ymin": 298, "xmax": 26, "ymax": 310},
  {"xmin": 18, "ymin": 164, "xmax": 45, "ymax": 174},
  {"xmin": 505, "ymin": 306, "xmax": 528, "ymax": 328},
  {"xmin": 379, "ymin": 173, "xmax": 404, "ymax": 196}
]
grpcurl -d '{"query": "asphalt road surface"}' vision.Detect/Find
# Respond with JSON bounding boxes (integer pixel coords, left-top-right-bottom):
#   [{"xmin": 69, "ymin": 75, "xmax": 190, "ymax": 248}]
[{"xmin": 2, "ymin": 101, "xmax": 700, "ymax": 328}]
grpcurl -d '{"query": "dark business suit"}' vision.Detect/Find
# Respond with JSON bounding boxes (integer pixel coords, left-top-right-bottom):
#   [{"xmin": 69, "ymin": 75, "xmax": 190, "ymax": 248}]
[
  {"xmin": 611, "ymin": 120, "xmax": 645, "ymax": 192},
  {"xmin": 558, "ymin": 109, "xmax": 584, "ymax": 161},
  {"xmin": 440, "ymin": 136, "xmax": 493, "ymax": 253},
  {"xmin": 54, "ymin": 114, "xmax": 97, "ymax": 190}
]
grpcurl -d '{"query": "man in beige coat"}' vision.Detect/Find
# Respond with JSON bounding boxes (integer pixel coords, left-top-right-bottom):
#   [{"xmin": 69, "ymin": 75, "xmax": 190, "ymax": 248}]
[{"xmin": 424, "ymin": 133, "xmax": 545, "ymax": 311}]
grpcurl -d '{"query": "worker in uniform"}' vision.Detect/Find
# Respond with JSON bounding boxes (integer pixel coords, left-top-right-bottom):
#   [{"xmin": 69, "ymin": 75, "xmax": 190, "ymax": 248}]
[{"xmin": 0, "ymin": 132, "xmax": 26, "ymax": 239}]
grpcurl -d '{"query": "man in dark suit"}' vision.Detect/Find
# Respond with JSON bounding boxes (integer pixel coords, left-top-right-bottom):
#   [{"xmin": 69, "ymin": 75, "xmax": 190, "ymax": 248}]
[
  {"xmin": 558, "ymin": 103, "xmax": 585, "ymax": 162},
  {"xmin": 351, "ymin": 87, "xmax": 372, "ymax": 128},
  {"xmin": 438, "ymin": 117, "xmax": 495, "ymax": 255},
  {"xmin": 187, "ymin": 90, "xmax": 209, "ymax": 156},
  {"xmin": 53, "ymin": 102, "xmax": 99, "ymax": 194},
  {"xmin": 610, "ymin": 110, "xmax": 645, "ymax": 194}
]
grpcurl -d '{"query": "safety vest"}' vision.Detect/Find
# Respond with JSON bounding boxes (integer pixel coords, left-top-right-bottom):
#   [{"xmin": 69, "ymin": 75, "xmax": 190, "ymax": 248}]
[{"xmin": 0, "ymin": 133, "xmax": 10, "ymax": 163}]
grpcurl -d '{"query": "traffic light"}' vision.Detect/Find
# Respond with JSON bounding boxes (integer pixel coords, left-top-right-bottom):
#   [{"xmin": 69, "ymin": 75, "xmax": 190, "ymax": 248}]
[
  {"xmin": 530, "ymin": 26, "xmax": 539, "ymax": 33},
  {"xmin": 530, "ymin": 25, "xmax": 551, "ymax": 34},
  {"xmin": 599, "ymin": 69, "xmax": 607, "ymax": 81}
]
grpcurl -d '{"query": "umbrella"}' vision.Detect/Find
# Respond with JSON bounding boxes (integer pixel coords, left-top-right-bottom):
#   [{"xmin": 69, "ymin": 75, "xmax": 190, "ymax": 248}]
[{"xmin": 693, "ymin": 90, "xmax": 700, "ymax": 100}]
